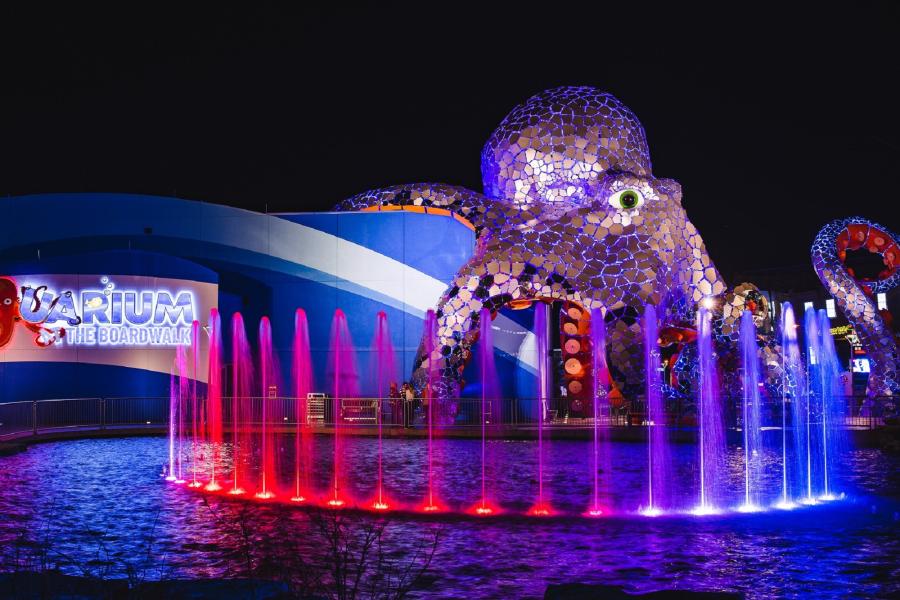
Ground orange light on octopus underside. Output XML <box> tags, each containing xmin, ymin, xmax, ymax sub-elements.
<box><xmin>564</xmin><ymin>358</ymin><xmax>583</xmax><ymax>376</ymax></box>
<box><xmin>838</xmin><ymin>223</ymin><xmax>899</xmax><ymax>282</ymax></box>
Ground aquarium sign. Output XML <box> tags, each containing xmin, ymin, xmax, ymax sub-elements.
<box><xmin>19</xmin><ymin>276</ymin><xmax>196</xmax><ymax>347</ymax></box>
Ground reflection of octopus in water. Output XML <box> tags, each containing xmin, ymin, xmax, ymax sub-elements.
<box><xmin>337</xmin><ymin>87</ymin><xmax>727</xmax><ymax>397</ymax></box>
<box><xmin>0</xmin><ymin>277</ymin><xmax>70</xmax><ymax>348</ymax></box>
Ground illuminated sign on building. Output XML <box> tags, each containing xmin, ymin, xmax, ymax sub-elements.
<box><xmin>19</xmin><ymin>276</ymin><xmax>197</xmax><ymax>347</ymax></box>
<box><xmin>1</xmin><ymin>272</ymin><xmax>217</xmax><ymax>383</ymax></box>
<box><xmin>829</xmin><ymin>324</ymin><xmax>860</xmax><ymax>348</ymax></box>
<box><xmin>830</xmin><ymin>324</ymin><xmax>853</xmax><ymax>338</ymax></box>
<box><xmin>851</xmin><ymin>358</ymin><xmax>871</xmax><ymax>374</ymax></box>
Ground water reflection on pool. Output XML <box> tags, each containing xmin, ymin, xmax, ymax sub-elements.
<box><xmin>0</xmin><ymin>436</ymin><xmax>897</xmax><ymax>599</ymax></box>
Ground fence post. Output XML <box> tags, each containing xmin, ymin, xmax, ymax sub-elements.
<box><xmin>32</xmin><ymin>401</ymin><xmax>37</xmax><ymax>436</ymax></box>
<box><xmin>100</xmin><ymin>398</ymin><xmax>106</xmax><ymax>430</ymax></box>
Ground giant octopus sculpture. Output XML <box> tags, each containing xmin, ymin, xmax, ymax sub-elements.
<box><xmin>335</xmin><ymin>87</ymin><xmax>726</xmax><ymax>396</ymax></box>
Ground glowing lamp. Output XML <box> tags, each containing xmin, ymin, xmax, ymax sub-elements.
<box><xmin>689</xmin><ymin>505</ymin><xmax>719</xmax><ymax>516</ymax></box>
<box><xmin>527</xmin><ymin>504</ymin><xmax>553</xmax><ymax>517</ymax></box>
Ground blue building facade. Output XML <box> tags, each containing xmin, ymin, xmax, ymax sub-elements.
<box><xmin>0</xmin><ymin>194</ymin><xmax>538</xmax><ymax>402</ymax></box>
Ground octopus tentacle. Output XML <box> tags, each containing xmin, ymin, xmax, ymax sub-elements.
<box><xmin>409</xmin><ymin>247</ymin><xmax>575</xmax><ymax>396</ymax></box>
<box><xmin>333</xmin><ymin>183</ymin><xmax>505</xmax><ymax>241</ymax></box>
<box><xmin>812</xmin><ymin>217</ymin><xmax>900</xmax><ymax>397</ymax></box>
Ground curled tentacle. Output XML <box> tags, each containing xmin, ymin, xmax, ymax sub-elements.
<box><xmin>812</xmin><ymin>217</ymin><xmax>900</xmax><ymax>397</ymax></box>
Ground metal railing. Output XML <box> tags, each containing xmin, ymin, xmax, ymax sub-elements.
<box><xmin>209</xmin><ymin>396</ymin><xmax>628</xmax><ymax>429</ymax></box>
<box><xmin>624</xmin><ymin>394</ymin><xmax>891</xmax><ymax>430</ymax></box>
<box><xmin>0</xmin><ymin>397</ymin><xmax>169</xmax><ymax>441</ymax></box>
<box><xmin>0</xmin><ymin>394</ymin><xmax>891</xmax><ymax>441</ymax></box>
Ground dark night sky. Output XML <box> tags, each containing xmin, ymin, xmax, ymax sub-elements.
<box><xmin>2</xmin><ymin>3</ymin><xmax>898</xmax><ymax>283</ymax></box>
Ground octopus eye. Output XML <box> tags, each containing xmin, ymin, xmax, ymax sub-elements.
<box><xmin>609</xmin><ymin>188</ymin><xmax>644</xmax><ymax>210</ymax></box>
<box><xmin>2</xmin><ymin>298</ymin><xmax>11</xmax><ymax>305</ymax></box>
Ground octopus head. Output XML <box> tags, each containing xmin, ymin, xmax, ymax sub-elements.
<box><xmin>577</xmin><ymin>170</ymin><xmax>693</xmax><ymax>309</ymax></box>
<box><xmin>593</xmin><ymin>171</ymin><xmax>684</xmax><ymax>229</ymax></box>
<box><xmin>481</xmin><ymin>86</ymin><xmax>653</xmax><ymax>218</ymax></box>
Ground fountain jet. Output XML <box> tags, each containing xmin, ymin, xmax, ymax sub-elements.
<box><xmin>256</xmin><ymin>316</ymin><xmax>278</xmax><ymax>499</ymax></box>
<box><xmin>166</xmin><ymin>364</ymin><xmax>179</xmax><ymax>481</ymax></box>
<box><xmin>530</xmin><ymin>303</ymin><xmax>552</xmax><ymax>516</ymax></box>
<box><xmin>475</xmin><ymin>308</ymin><xmax>500</xmax><ymax>515</ymax></box>
<box><xmin>205</xmin><ymin>309</ymin><xmax>224</xmax><ymax>491</ymax></box>
<box><xmin>739</xmin><ymin>310</ymin><xmax>762</xmax><ymax>511</ymax></box>
<box><xmin>188</xmin><ymin>321</ymin><xmax>203</xmax><ymax>488</ymax></box>
<box><xmin>371</xmin><ymin>311</ymin><xmax>397</xmax><ymax>510</ymax></box>
<box><xmin>328</xmin><ymin>309</ymin><xmax>359</xmax><ymax>507</ymax></box>
<box><xmin>643</xmin><ymin>304</ymin><xmax>669</xmax><ymax>515</ymax></box>
<box><xmin>229</xmin><ymin>312</ymin><xmax>253</xmax><ymax>495</ymax></box>
<box><xmin>420</xmin><ymin>310</ymin><xmax>441</xmax><ymax>512</ymax></box>
<box><xmin>696</xmin><ymin>308</ymin><xmax>725</xmax><ymax>513</ymax></box>
<box><xmin>588</xmin><ymin>307</ymin><xmax>610</xmax><ymax>516</ymax></box>
<box><xmin>292</xmin><ymin>308</ymin><xmax>313</xmax><ymax>502</ymax></box>
<box><xmin>816</xmin><ymin>309</ymin><xmax>842</xmax><ymax>501</ymax></box>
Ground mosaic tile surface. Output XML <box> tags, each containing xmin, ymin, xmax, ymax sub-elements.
<box><xmin>336</xmin><ymin>87</ymin><xmax>726</xmax><ymax>397</ymax></box>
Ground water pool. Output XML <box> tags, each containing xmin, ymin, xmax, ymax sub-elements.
<box><xmin>0</xmin><ymin>435</ymin><xmax>897</xmax><ymax>599</ymax></box>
